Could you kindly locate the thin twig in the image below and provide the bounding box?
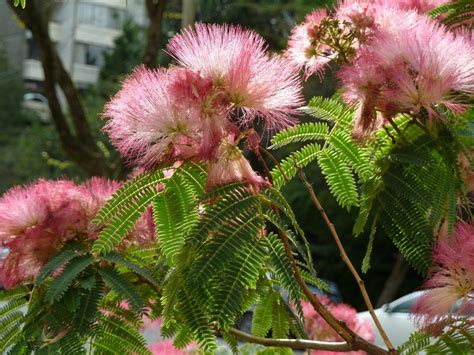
[386,116,405,142]
[253,144,390,354]
[229,327,351,351]
[254,146,273,185]
[278,230,390,355]
[258,146,290,184]
[297,169,396,353]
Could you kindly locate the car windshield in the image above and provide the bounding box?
[390,297,418,313]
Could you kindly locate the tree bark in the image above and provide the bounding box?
[8,0,113,177]
[181,0,196,29]
[143,0,168,68]
[376,252,410,307]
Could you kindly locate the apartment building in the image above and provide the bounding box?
[2,0,146,91]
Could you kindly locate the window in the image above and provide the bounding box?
[390,298,418,313]
[78,3,125,30]
[27,38,41,60]
[75,43,109,67]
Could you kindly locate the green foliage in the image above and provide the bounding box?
[266,233,303,318]
[269,122,328,149]
[13,0,26,8]
[152,163,206,263]
[318,148,359,209]
[44,256,93,303]
[92,169,165,254]
[93,315,150,355]
[99,267,145,312]
[36,242,87,286]
[428,1,474,29]
[102,252,160,288]
[271,97,366,209]
[399,323,474,355]
[270,95,468,277]
[271,143,321,189]
[252,290,277,337]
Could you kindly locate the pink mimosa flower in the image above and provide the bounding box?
[103,66,214,168]
[299,298,375,355]
[205,137,266,190]
[168,23,303,130]
[0,232,63,289]
[339,7,474,138]
[0,179,86,288]
[413,222,474,333]
[79,177,122,218]
[148,340,191,355]
[0,184,49,243]
[124,208,156,247]
[286,9,332,79]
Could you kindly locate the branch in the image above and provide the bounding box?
[278,230,390,355]
[8,0,112,177]
[143,0,168,68]
[228,328,351,352]
[298,168,396,353]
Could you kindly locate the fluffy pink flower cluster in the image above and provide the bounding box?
[287,0,474,140]
[103,24,303,189]
[300,298,375,354]
[412,222,474,334]
[0,178,154,289]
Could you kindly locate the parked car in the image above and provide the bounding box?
[22,92,50,122]
[357,291,474,349]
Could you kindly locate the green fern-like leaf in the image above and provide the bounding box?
[428,1,473,29]
[187,211,263,288]
[73,281,103,329]
[319,148,359,209]
[36,243,86,286]
[251,291,277,337]
[211,239,267,328]
[222,331,239,355]
[102,252,159,288]
[272,297,290,339]
[271,143,321,189]
[361,215,378,274]
[398,331,432,355]
[0,322,23,353]
[177,288,217,352]
[98,268,145,312]
[269,122,328,149]
[266,233,303,318]
[329,130,373,181]
[93,169,165,225]
[0,287,29,303]
[152,164,206,263]
[304,96,354,127]
[378,191,432,274]
[93,315,150,355]
[45,256,93,304]
[92,188,161,254]
[167,325,192,350]
[186,184,259,247]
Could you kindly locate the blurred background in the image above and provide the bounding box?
[0,0,422,310]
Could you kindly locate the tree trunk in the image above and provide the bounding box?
[143,0,168,68]
[181,0,196,29]
[376,252,410,307]
[8,0,114,177]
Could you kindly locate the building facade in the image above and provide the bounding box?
[2,0,146,91]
